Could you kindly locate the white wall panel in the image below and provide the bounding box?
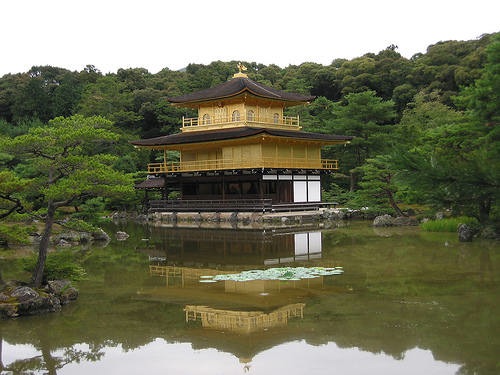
[307,181,321,202]
[293,181,307,202]
[308,232,322,253]
[294,233,309,255]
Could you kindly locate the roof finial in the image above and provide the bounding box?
[233,62,248,78]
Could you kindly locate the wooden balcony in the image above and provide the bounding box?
[181,114,300,132]
[149,199,273,212]
[147,158,338,174]
[147,199,338,213]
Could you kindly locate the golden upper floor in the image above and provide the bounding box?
[181,107,300,132]
[131,127,352,174]
[131,66,354,175]
[168,67,314,133]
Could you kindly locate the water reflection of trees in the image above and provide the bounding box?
[0,331,104,374]
[1,225,499,374]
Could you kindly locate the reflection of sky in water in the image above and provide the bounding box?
[4,339,460,375]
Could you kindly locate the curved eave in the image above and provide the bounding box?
[168,77,315,108]
[170,91,311,109]
[130,127,353,149]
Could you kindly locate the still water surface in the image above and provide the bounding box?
[1,221,499,374]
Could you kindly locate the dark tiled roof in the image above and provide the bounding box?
[135,177,165,189]
[168,77,315,105]
[130,127,353,147]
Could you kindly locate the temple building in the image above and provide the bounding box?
[132,64,352,211]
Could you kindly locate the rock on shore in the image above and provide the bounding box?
[373,214,418,227]
[0,280,78,319]
[458,224,474,242]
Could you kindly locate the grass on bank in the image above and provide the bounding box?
[420,216,478,232]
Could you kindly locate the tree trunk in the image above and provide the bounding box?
[349,171,358,192]
[386,189,405,217]
[31,201,56,287]
[0,336,3,373]
[478,198,491,223]
[41,340,57,375]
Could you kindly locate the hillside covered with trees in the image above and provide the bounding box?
[0,32,498,244]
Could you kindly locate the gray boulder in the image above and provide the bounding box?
[46,280,79,304]
[392,216,418,226]
[116,231,130,241]
[11,286,39,302]
[458,224,474,242]
[57,239,72,247]
[0,292,9,302]
[373,214,394,227]
[479,225,499,240]
[92,228,111,242]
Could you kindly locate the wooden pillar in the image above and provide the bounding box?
[276,177,280,202]
[163,180,168,200]
[143,189,149,212]
[259,175,264,200]
[222,173,226,201]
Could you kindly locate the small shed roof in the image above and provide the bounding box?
[134,177,165,189]
[168,77,315,107]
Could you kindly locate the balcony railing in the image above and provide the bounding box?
[181,114,300,131]
[147,158,338,174]
[148,199,273,212]
[147,199,339,213]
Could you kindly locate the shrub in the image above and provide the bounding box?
[72,197,108,225]
[168,191,181,200]
[0,223,36,247]
[22,250,86,283]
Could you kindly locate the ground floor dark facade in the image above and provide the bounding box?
[136,169,333,212]
[166,169,325,203]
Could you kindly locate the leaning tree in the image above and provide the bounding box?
[1,115,133,287]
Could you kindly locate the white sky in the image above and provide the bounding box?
[1,0,499,76]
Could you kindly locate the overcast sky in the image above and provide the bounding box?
[1,0,499,76]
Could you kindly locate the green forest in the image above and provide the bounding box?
[1,32,499,247]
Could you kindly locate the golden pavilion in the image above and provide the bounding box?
[132,64,352,211]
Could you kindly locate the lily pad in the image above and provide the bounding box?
[200,266,343,283]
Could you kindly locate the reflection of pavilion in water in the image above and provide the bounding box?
[184,303,305,334]
[143,228,336,336]
[149,265,324,289]
[148,264,328,333]
[143,227,323,266]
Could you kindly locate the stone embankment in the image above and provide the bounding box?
[146,208,382,228]
[372,214,418,227]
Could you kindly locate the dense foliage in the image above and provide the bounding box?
[0,115,135,285]
[0,32,499,243]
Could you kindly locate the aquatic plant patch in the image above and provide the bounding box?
[420,216,478,232]
[199,266,343,283]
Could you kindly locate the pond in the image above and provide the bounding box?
[1,221,499,374]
